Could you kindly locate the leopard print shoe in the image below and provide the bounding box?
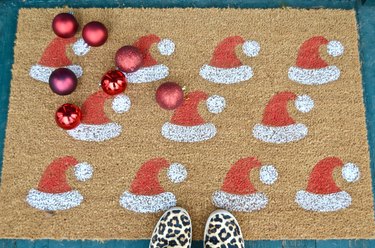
[149,207,192,248]
[204,210,245,248]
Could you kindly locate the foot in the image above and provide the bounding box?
[149,207,192,248]
[204,210,244,248]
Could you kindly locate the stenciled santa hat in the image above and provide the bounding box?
[212,157,278,212]
[119,158,187,213]
[288,36,344,85]
[295,157,360,212]
[66,90,131,142]
[161,91,226,143]
[199,36,260,84]
[122,34,175,84]
[26,156,93,211]
[252,91,314,144]
[29,37,90,83]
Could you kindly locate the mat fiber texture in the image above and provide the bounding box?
[0,8,374,240]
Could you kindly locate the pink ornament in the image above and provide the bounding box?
[115,46,143,73]
[82,21,108,47]
[156,82,184,110]
[52,13,79,38]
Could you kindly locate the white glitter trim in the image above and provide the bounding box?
[327,40,344,57]
[74,162,93,181]
[252,123,308,144]
[119,191,177,213]
[206,95,226,114]
[67,122,122,142]
[26,189,83,211]
[295,95,314,113]
[161,122,216,143]
[199,64,253,84]
[342,163,360,183]
[259,165,278,185]
[295,190,351,212]
[29,64,83,83]
[212,190,268,212]
[123,64,169,84]
[72,38,90,56]
[242,40,260,57]
[167,163,187,183]
[288,66,340,85]
[158,39,175,56]
[112,94,131,113]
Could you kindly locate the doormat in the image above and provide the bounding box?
[0,8,374,240]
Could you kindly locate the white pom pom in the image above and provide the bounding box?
[342,163,360,182]
[206,95,226,114]
[74,162,93,181]
[158,39,175,56]
[72,38,91,56]
[327,40,344,57]
[259,165,278,185]
[242,40,260,57]
[167,163,187,183]
[112,94,131,114]
[295,95,314,113]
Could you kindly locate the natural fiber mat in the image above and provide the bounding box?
[0,8,374,240]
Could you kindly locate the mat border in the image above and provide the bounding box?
[0,0,374,247]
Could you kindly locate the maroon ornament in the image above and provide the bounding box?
[52,13,79,38]
[49,68,78,95]
[115,46,143,73]
[101,70,127,95]
[82,21,108,47]
[55,103,82,130]
[156,82,184,110]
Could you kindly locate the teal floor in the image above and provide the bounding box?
[1,0,375,247]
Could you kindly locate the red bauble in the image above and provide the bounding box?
[101,70,127,95]
[49,68,78,95]
[82,21,108,47]
[115,46,143,73]
[156,82,184,110]
[52,13,79,38]
[55,103,82,130]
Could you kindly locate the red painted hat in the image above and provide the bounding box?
[295,157,360,212]
[212,157,278,212]
[120,158,187,213]
[66,90,131,142]
[199,36,260,84]
[288,36,344,85]
[26,156,93,211]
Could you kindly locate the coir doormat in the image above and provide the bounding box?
[0,8,374,240]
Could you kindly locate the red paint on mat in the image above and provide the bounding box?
[170,91,208,126]
[39,37,77,67]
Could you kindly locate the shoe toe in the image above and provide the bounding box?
[204,210,244,248]
[150,207,192,248]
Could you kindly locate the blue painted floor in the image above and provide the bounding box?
[0,0,375,247]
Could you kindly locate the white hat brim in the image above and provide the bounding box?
[252,123,308,144]
[67,123,122,142]
[26,188,83,211]
[29,64,83,83]
[295,190,352,212]
[161,122,216,143]
[123,64,169,83]
[288,65,340,85]
[199,64,253,84]
[212,190,268,212]
[119,191,176,213]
